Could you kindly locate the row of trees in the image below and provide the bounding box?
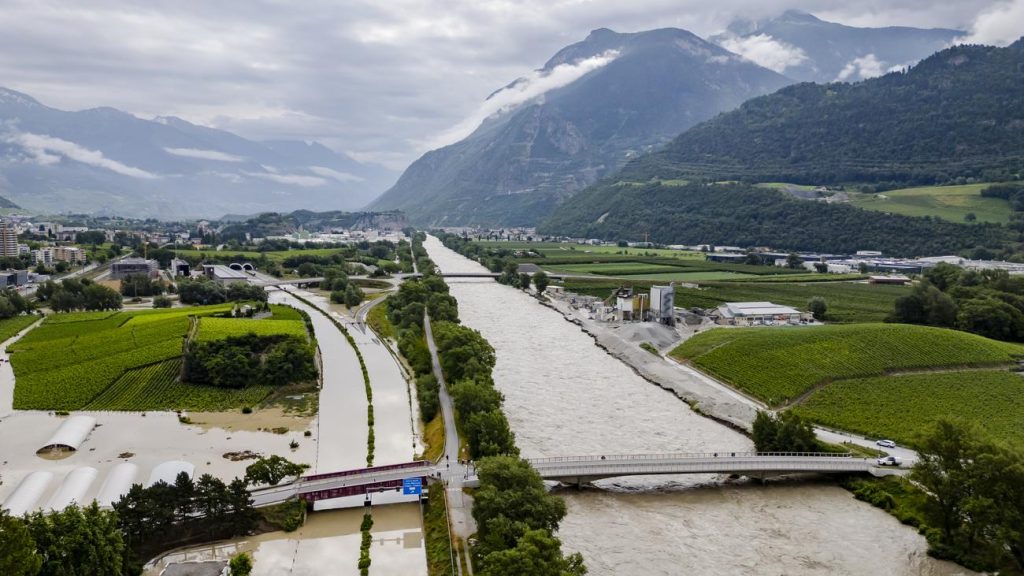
[35,278,122,313]
[0,465,270,576]
[888,263,1024,341]
[184,334,317,389]
[177,278,268,305]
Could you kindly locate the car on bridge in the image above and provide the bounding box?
[877,455,902,466]
[876,439,896,448]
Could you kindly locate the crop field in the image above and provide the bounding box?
[10,304,305,410]
[670,324,1024,406]
[847,183,1009,224]
[0,315,40,344]
[269,304,305,321]
[195,317,307,342]
[175,247,346,263]
[86,359,273,411]
[792,370,1024,447]
[563,278,907,323]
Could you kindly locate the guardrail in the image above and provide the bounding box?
[528,451,853,465]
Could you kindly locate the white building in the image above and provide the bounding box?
[716,302,804,326]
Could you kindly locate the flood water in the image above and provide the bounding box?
[145,503,426,576]
[423,236,972,576]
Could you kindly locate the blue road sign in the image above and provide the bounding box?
[402,477,423,495]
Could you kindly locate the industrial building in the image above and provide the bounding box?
[0,269,28,288]
[202,264,249,285]
[110,258,159,280]
[169,258,191,277]
[649,284,676,325]
[715,302,805,326]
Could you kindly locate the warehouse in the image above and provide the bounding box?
[715,301,805,326]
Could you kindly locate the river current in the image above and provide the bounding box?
[424,236,971,576]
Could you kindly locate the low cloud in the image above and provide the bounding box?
[836,54,886,81]
[424,50,620,150]
[164,147,245,162]
[241,170,326,187]
[308,166,364,182]
[957,0,1024,46]
[4,130,158,178]
[718,33,808,73]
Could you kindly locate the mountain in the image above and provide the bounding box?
[0,88,398,219]
[369,27,792,227]
[713,10,963,83]
[539,41,1024,255]
[612,40,1024,187]
[0,195,18,209]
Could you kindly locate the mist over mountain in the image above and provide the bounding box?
[0,88,397,219]
[713,10,963,82]
[368,27,792,227]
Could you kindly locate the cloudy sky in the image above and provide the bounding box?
[0,0,1019,171]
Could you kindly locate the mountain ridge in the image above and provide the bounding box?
[0,87,397,219]
[368,26,792,226]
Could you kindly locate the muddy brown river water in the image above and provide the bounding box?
[424,236,972,576]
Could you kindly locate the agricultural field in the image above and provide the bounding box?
[0,315,40,344]
[564,278,906,323]
[86,359,273,411]
[10,303,308,411]
[670,324,1024,406]
[195,317,308,342]
[847,183,1009,224]
[792,370,1024,447]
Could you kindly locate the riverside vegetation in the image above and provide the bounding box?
[389,233,585,575]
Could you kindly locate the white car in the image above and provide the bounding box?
[877,455,902,466]
[876,439,896,448]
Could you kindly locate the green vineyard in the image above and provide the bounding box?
[86,359,273,411]
[793,371,1024,447]
[0,315,40,345]
[671,323,1024,406]
[195,317,308,342]
[10,304,307,411]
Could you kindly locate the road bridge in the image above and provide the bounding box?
[249,452,903,509]
[255,271,581,287]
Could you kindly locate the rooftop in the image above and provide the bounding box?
[720,301,801,317]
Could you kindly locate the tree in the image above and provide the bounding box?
[0,509,41,576]
[964,212,977,222]
[229,553,253,576]
[344,284,365,308]
[481,529,587,576]
[244,455,310,486]
[956,297,1024,341]
[532,271,549,295]
[911,420,977,541]
[152,295,172,308]
[807,297,827,321]
[751,411,820,452]
[26,503,126,576]
[473,457,568,558]
[786,252,803,269]
[518,273,531,291]
[813,262,828,273]
[858,262,869,274]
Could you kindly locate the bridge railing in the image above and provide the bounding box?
[528,452,854,465]
[303,460,432,482]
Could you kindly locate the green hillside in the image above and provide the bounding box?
[538,181,1008,256]
[670,323,1024,406]
[622,40,1024,186]
[847,183,1011,223]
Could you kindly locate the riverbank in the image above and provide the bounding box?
[539,295,759,431]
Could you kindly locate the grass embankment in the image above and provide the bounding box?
[423,482,456,576]
[848,183,1009,224]
[0,314,40,344]
[564,278,906,323]
[9,304,312,411]
[794,371,1024,447]
[258,499,305,532]
[671,323,1024,407]
[366,301,396,340]
[420,414,446,462]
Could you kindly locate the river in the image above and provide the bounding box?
[423,235,971,576]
